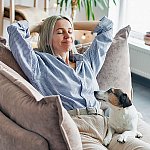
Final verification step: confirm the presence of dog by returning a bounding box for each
[94,88,143,146]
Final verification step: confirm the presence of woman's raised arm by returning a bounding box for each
[7,20,39,80]
[30,20,100,33]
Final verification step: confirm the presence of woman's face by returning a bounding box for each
[52,19,74,55]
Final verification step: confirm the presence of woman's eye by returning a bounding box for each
[56,29,73,34]
[57,32,63,34]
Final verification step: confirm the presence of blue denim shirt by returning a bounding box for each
[7,16,113,110]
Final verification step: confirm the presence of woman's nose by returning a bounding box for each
[64,32,71,39]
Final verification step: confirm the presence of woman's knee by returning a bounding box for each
[81,134,108,150]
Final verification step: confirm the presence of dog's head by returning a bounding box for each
[94,88,132,108]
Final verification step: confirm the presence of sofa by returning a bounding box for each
[0,25,150,150]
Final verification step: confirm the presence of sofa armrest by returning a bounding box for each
[0,61,82,150]
[0,110,48,150]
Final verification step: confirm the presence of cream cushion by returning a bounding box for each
[97,25,132,99]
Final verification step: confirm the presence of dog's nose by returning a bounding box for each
[94,91,98,96]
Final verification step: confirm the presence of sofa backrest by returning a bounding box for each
[0,42,28,81]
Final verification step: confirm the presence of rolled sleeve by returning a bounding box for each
[7,20,38,80]
[94,16,113,35]
[83,16,113,76]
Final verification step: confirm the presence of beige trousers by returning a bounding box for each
[72,114,150,150]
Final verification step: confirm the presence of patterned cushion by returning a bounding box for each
[0,61,82,150]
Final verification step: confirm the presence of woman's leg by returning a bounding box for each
[72,115,108,150]
[81,134,108,150]
[108,119,150,150]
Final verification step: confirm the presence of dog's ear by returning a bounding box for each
[119,93,132,108]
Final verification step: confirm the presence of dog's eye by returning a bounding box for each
[108,89,113,93]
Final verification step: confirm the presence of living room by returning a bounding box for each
[0,0,150,149]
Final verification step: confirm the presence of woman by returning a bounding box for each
[7,15,150,149]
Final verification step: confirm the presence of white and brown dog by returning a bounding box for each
[94,88,143,146]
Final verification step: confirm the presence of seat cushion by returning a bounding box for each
[0,61,82,150]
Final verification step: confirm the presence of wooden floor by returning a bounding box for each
[132,81,150,124]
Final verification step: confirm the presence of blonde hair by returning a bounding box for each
[37,15,76,55]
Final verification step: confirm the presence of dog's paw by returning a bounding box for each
[103,136,112,146]
[117,135,127,143]
[136,132,143,138]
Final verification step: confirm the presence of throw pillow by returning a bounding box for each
[0,61,82,150]
[97,25,132,99]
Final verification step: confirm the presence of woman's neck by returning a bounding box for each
[55,52,69,64]
[55,51,76,69]
[61,52,70,64]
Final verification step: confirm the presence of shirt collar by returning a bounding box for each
[56,53,83,63]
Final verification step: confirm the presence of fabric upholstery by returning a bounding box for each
[0,61,82,150]
[0,110,49,150]
[97,25,132,99]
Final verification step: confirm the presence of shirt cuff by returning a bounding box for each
[93,16,113,34]
[7,20,30,39]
